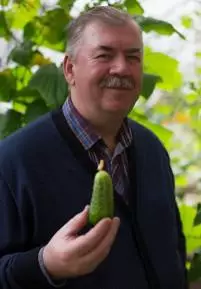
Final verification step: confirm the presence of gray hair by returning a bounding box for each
[66,6,140,59]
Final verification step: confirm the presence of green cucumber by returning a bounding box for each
[89,160,114,225]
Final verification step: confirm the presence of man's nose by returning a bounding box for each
[109,56,131,76]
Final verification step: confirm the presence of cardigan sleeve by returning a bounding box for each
[0,172,66,289]
[167,157,189,289]
[175,201,189,289]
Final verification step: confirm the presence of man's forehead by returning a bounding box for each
[82,21,142,48]
[93,45,142,54]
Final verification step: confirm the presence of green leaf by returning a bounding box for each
[0,12,10,39]
[0,0,9,6]
[30,51,52,66]
[0,69,16,101]
[23,21,35,39]
[16,87,40,101]
[40,8,69,44]
[194,205,201,227]
[9,45,51,68]
[179,204,201,254]
[13,101,27,114]
[181,16,193,29]
[144,47,183,91]
[9,41,34,66]
[188,251,201,282]
[59,0,74,11]
[6,0,40,29]
[28,64,68,108]
[134,15,185,39]
[24,8,69,52]
[185,92,199,104]
[195,66,201,75]
[24,19,66,51]
[24,99,49,124]
[12,66,33,90]
[0,110,23,139]
[124,0,144,15]
[195,51,201,58]
[175,175,188,188]
[152,104,173,116]
[141,73,162,99]
[129,111,173,145]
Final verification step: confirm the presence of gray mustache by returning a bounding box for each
[100,76,134,90]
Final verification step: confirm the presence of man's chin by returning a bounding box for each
[104,104,131,115]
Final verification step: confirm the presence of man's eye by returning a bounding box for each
[97,54,111,59]
[127,55,141,61]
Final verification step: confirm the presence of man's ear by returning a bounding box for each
[63,54,75,86]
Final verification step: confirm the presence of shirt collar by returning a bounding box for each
[62,96,132,150]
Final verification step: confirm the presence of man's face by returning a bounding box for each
[64,20,143,119]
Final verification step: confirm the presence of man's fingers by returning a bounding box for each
[80,217,120,268]
[76,217,120,256]
[58,206,89,236]
[74,218,112,255]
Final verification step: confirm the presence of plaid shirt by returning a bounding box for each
[62,96,132,199]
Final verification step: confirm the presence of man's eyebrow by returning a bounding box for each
[96,45,142,53]
[125,48,142,53]
[96,45,114,52]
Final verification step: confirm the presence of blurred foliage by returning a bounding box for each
[0,0,201,283]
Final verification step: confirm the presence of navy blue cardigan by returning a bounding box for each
[0,108,187,289]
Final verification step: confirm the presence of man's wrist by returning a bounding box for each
[38,247,66,288]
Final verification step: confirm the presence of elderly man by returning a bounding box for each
[0,5,187,289]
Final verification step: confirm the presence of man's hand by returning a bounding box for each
[43,206,120,279]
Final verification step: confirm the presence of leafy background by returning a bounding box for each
[0,0,201,287]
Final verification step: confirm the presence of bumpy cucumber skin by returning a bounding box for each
[89,170,114,225]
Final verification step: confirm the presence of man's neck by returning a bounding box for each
[91,124,121,153]
[68,94,124,152]
[102,135,117,154]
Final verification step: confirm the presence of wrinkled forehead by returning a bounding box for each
[81,20,143,51]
